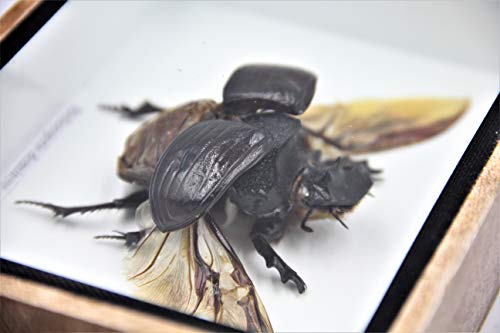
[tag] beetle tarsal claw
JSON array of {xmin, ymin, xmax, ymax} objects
[
  {"xmin": 95, "ymin": 230, "xmax": 146, "ymax": 248},
  {"xmin": 15, "ymin": 200, "xmax": 78, "ymax": 218},
  {"xmin": 252, "ymin": 235, "xmax": 306, "ymax": 294},
  {"xmin": 15, "ymin": 191, "xmax": 149, "ymax": 218},
  {"xmin": 368, "ymin": 167, "xmax": 382, "ymax": 174},
  {"xmin": 94, "ymin": 234, "xmax": 125, "ymax": 241},
  {"xmin": 15, "ymin": 199, "xmax": 114, "ymax": 218},
  {"xmin": 98, "ymin": 101, "xmax": 163, "ymax": 118},
  {"xmin": 301, "ymin": 224, "xmax": 314, "ymax": 233},
  {"xmin": 300, "ymin": 208, "xmax": 314, "ymax": 233}
]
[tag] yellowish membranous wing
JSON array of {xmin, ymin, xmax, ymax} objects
[
  {"xmin": 126, "ymin": 202, "xmax": 273, "ymax": 333},
  {"xmin": 300, "ymin": 98, "xmax": 468, "ymax": 155}
]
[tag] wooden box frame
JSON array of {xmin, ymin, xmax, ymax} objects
[{"xmin": 1, "ymin": 2, "xmax": 498, "ymax": 332}]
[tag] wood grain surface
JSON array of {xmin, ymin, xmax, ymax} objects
[
  {"xmin": 0, "ymin": 0, "xmax": 40, "ymax": 42},
  {"xmin": 0, "ymin": 296, "xmax": 112, "ymax": 332},
  {"xmin": 0, "ymin": 274, "xmax": 208, "ymax": 333},
  {"xmin": 390, "ymin": 142, "xmax": 500, "ymax": 332}
]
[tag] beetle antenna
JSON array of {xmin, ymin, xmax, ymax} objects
[
  {"xmin": 329, "ymin": 209, "xmax": 349, "ymax": 230},
  {"xmin": 367, "ymin": 192, "xmax": 375, "ymax": 198},
  {"xmin": 300, "ymin": 209, "xmax": 314, "ymax": 233}
]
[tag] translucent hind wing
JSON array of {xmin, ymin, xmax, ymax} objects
[
  {"xmin": 126, "ymin": 202, "xmax": 273, "ymax": 332},
  {"xmin": 300, "ymin": 98, "xmax": 468, "ymax": 154}
]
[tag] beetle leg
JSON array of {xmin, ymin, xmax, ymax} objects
[
  {"xmin": 251, "ymin": 234, "xmax": 306, "ymax": 294},
  {"xmin": 300, "ymin": 208, "xmax": 314, "ymax": 233},
  {"xmin": 16, "ymin": 190, "xmax": 148, "ymax": 218},
  {"xmin": 95, "ymin": 229, "xmax": 149, "ymax": 248},
  {"xmin": 251, "ymin": 219, "xmax": 306, "ymax": 293},
  {"xmin": 99, "ymin": 101, "xmax": 164, "ymax": 118}
]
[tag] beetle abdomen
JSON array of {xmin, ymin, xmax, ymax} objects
[
  {"xmin": 117, "ymin": 100, "xmax": 219, "ymax": 187},
  {"xmin": 149, "ymin": 120, "xmax": 273, "ymax": 232}
]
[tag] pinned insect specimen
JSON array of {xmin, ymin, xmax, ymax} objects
[{"xmin": 17, "ymin": 64, "xmax": 468, "ymax": 332}]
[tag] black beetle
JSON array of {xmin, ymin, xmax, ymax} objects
[
  {"xmin": 17, "ymin": 64, "xmax": 467, "ymax": 332},
  {"xmin": 20, "ymin": 64, "xmax": 376, "ymax": 293}
]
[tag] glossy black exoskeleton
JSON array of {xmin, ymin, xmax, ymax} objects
[
  {"xmin": 18, "ymin": 65, "xmax": 378, "ymax": 294},
  {"xmin": 145, "ymin": 65, "xmax": 376, "ymax": 293}
]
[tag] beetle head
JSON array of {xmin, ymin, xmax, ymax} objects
[{"xmin": 298, "ymin": 157, "xmax": 378, "ymax": 210}]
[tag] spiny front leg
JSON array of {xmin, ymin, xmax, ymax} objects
[
  {"xmin": 252, "ymin": 235, "xmax": 306, "ymax": 294},
  {"xmin": 16, "ymin": 190, "xmax": 148, "ymax": 218},
  {"xmin": 99, "ymin": 101, "xmax": 164, "ymax": 118},
  {"xmin": 251, "ymin": 219, "xmax": 306, "ymax": 293}
]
